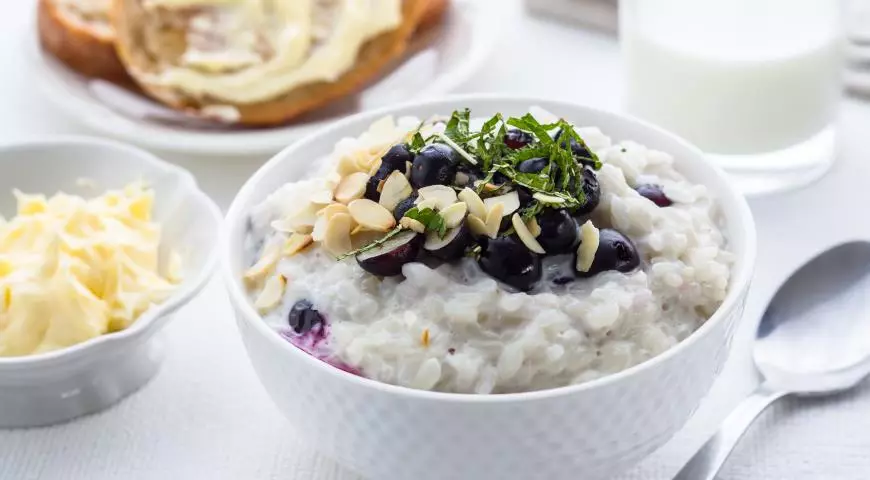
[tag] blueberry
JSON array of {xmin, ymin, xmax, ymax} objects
[
  {"xmin": 478, "ymin": 236, "xmax": 542, "ymax": 292},
  {"xmin": 492, "ymin": 172, "xmax": 510, "ymax": 186},
  {"xmin": 288, "ymin": 300, "xmax": 325, "ymax": 334},
  {"xmin": 542, "ymin": 254, "xmax": 577, "ymax": 286},
  {"xmin": 504, "ymin": 129, "xmax": 534, "ymax": 150},
  {"xmin": 381, "ymin": 144, "xmax": 414, "ymax": 172},
  {"xmin": 455, "ymin": 164, "xmax": 483, "ymax": 187},
  {"xmin": 576, "ymin": 229, "xmax": 640, "ymax": 277},
  {"xmin": 517, "ymin": 157, "xmax": 549, "ymax": 174},
  {"xmin": 635, "ymin": 184, "xmax": 673, "ymax": 207},
  {"xmin": 424, "ymin": 224, "xmax": 472, "ymax": 261},
  {"xmin": 411, "ymin": 143, "xmax": 459, "ymax": 188},
  {"xmin": 356, "ymin": 231, "xmax": 423, "ymax": 277},
  {"xmin": 537, "ymin": 209, "xmax": 579, "ymax": 254},
  {"xmin": 574, "ymin": 167, "xmax": 601, "ymax": 215},
  {"xmin": 516, "ymin": 187, "xmax": 534, "ymax": 208},
  {"xmin": 393, "ymin": 193, "xmax": 419, "ymax": 221},
  {"xmin": 555, "ymin": 129, "xmax": 596, "ymax": 166}
]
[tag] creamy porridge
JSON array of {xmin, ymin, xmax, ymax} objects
[{"xmin": 243, "ymin": 108, "xmax": 733, "ymax": 394}]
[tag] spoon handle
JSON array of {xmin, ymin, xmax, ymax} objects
[{"xmin": 673, "ymin": 383, "xmax": 789, "ymax": 480}]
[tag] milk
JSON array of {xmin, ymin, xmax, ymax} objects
[{"xmin": 622, "ymin": 0, "xmax": 843, "ymax": 156}]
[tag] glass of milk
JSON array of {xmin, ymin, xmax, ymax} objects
[{"xmin": 621, "ymin": 0, "xmax": 844, "ymax": 196}]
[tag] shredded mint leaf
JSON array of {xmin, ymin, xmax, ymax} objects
[
  {"xmin": 445, "ymin": 109, "xmax": 471, "ymax": 145},
  {"xmin": 409, "ymin": 132, "xmax": 426, "ymax": 152},
  {"xmin": 404, "ymin": 207, "xmax": 447, "ymax": 238},
  {"xmin": 521, "ymin": 201, "xmax": 544, "ymax": 220}
]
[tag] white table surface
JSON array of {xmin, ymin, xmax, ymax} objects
[{"xmin": 3, "ymin": 2, "xmax": 870, "ymax": 479}]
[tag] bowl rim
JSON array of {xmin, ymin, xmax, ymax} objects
[
  {"xmin": 222, "ymin": 93, "xmax": 757, "ymax": 403},
  {"xmin": 0, "ymin": 135, "xmax": 223, "ymax": 370}
]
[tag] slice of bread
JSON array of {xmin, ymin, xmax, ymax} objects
[
  {"xmin": 37, "ymin": 0, "xmax": 133, "ymax": 85},
  {"xmin": 111, "ymin": 0, "xmax": 448, "ymax": 126}
]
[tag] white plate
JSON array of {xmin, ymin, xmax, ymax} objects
[{"xmin": 30, "ymin": 0, "xmax": 500, "ymax": 156}]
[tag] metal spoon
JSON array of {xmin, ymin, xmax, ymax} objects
[{"xmin": 674, "ymin": 241, "xmax": 870, "ymax": 480}]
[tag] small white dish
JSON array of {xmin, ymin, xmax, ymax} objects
[
  {"xmin": 29, "ymin": 0, "xmax": 500, "ymax": 156},
  {"xmin": 0, "ymin": 137, "xmax": 222, "ymax": 428},
  {"xmin": 222, "ymin": 95, "xmax": 757, "ymax": 480}
]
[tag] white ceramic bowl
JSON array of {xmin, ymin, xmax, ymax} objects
[
  {"xmin": 222, "ymin": 95, "xmax": 757, "ymax": 480},
  {"xmin": 0, "ymin": 137, "xmax": 221, "ymax": 428}
]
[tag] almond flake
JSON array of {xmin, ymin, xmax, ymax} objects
[
  {"xmin": 368, "ymin": 158, "xmax": 383, "ymax": 176},
  {"xmin": 379, "ymin": 171, "xmax": 413, "ymax": 211},
  {"xmin": 284, "ymin": 234, "xmax": 313, "ymax": 257},
  {"xmin": 337, "ymin": 155, "xmax": 361, "ymax": 177},
  {"xmin": 458, "ymin": 188, "xmax": 487, "ymax": 219},
  {"xmin": 311, "ymin": 214, "xmax": 328, "ymax": 242},
  {"xmin": 415, "ymin": 198, "xmax": 439, "ymax": 211},
  {"xmin": 254, "ymin": 274, "xmax": 286, "ymax": 313},
  {"xmin": 512, "ymin": 214, "xmax": 546, "ymax": 254},
  {"xmin": 533, "ymin": 192, "xmax": 566, "ymax": 205},
  {"xmin": 348, "ymin": 199, "xmax": 396, "ymax": 232},
  {"xmin": 318, "ymin": 203, "xmax": 349, "ymax": 220},
  {"xmin": 417, "ymin": 185, "xmax": 458, "ymax": 211},
  {"xmin": 399, "ymin": 217, "xmax": 426, "ymax": 233},
  {"xmin": 334, "ymin": 172, "xmax": 369, "ymax": 204},
  {"xmin": 323, "ymin": 213, "xmax": 354, "ymax": 257},
  {"xmin": 484, "ymin": 202, "xmax": 504, "ymax": 239},
  {"xmin": 440, "ymin": 202, "xmax": 468, "ymax": 229},
  {"xmin": 310, "ymin": 189, "xmax": 334, "ymax": 205},
  {"xmin": 483, "ymin": 191, "xmax": 520, "ymax": 218},
  {"xmin": 527, "ymin": 217, "xmax": 542, "ymax": 237},
  {"xmin": 576, "ymin": 220, "xmax": 600, "ymax": 273},
  {"xmin": 351, "ymin": 224, "xmax": 367, "ymax": 235},
  {"xmin": 467, "ymin": 215, "xmax": 489, "ymax": 237},
  {"xmin": 244, "ymin": 241, "xmax": 281, "ymax": 284}
]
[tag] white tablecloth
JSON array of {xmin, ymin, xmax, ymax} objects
[{"xmin": 3, "ymin": 2, "xmax": 870, "ymax": 479}]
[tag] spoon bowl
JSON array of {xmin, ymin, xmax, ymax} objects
[
  {"xmin": 755, "ymin": 241, "xmax": 870, "ymax": 393},
  {"xmin": 675, "ymin": 241, "xmax": 870, "ymax": 480}
]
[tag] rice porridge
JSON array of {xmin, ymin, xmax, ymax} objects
[{"xmin": 243, "ymin": 108, "xmax": 733, "ymax": 394}]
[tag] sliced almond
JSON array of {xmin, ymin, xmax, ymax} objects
[
  {"xmin": 368, "ymin": 158, "xmax": 383, "ymax": 176},
  {"xmin": 418, "ymin": 185, "xmax": 458, "ymax": 211},
  {"xmin": 512, "ymin": 214, "xmax": 546, "ymax": 254},
  {"xmin": 404, "ymin": 161, "xmax": 412, "ymax": 179},
  {"xmin": 244, "ymin": 241, "xmax": 281, "ymax": 284},
  {"xmin": 318, "ymin": 203, "xmax": 349, "ymax": 220},
  {"xmin": 415, "ymin": 198, "xmax": 439, "ymax": 211},
  {"xmin": 458, "ymin": 188, "xmax": 487, "ymax": 219},
  {"xmin": 483, "ymin": 191, "xmax": 520, "ymax": 218},
  {"xmin": 356, "ymin": 153, "xmax": 379, "ymax": 173},
  {"xmin": 351, "ymin": 224, "xmax": 367, "ymax": 235},
  {"xmin": 277, "ymin": 203, "xmax": 321, "ymax": 233},
  {"xmin": 527, "ymin": 216, "xmax": 542, "ymax": 237},
  {"xmin": 310, "ymin": 189, "xmax": 335, "ymax": 205},
  {"xmin": 254, "ymin": 275, "xmax": 286, "ymax": 313},
  {"xmin": 284, "ymin": 233, "xmax": 313, "ymax": 257},
  {"xmin": 484, "ymin": 202, "xmax": 504, "ymax": 239},
  {"xmin": 334, "ymin": 172, "xmax": 369, "ymax": 204},
  {"xmin": 337, "ymin": 154, "xmax": 362, "ymax": 177},
  {"xmin": 440, "ymin": 202, "xmax": 468, "ymax": 229},
  {"xmin": 576, "ymin": 220, "xmax": 601, "ymax": 273},
  {"xmin": 533, "ymin": 192, "xmax": 566, "ymax": 205},
  {"xmin": 379, "ymin": 170, "xmax": 413, "ymax": 211},
  {"xmin": 467, "ymin": 215, "xmax": 489, "ymax": 237},
  {"xmin": 399, "ymin": 217, "xmax": 426, "ymax": 234},
  {"xmin": 323, "ymin": 213, "xmax": 354, "ymax": 257},
  {"xmin": 311, "ymin": 214, "xmax": 329, "ymax": 242},
  {"xmin": 348, "ymin": 199, "xmax": 396, "ymax": 232}
]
